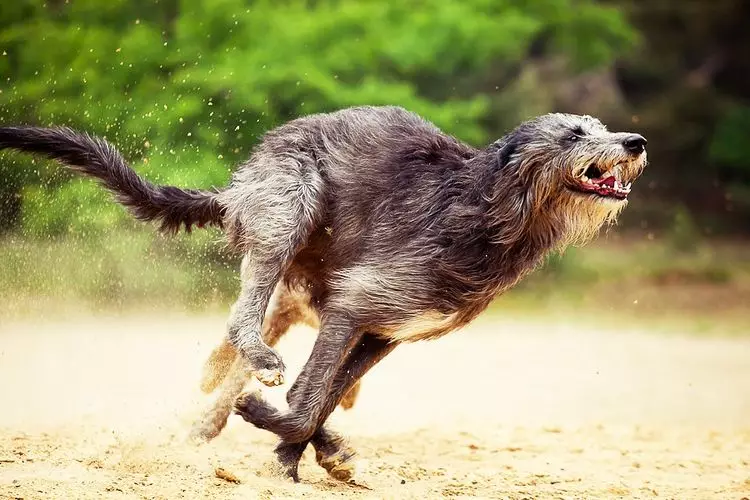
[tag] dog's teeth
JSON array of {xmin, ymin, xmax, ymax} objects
[{"xmin": 581, "ymin": 175, "xmax": 589, "ymax": 183}]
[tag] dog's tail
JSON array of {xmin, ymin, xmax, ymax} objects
[{"xmin": 0, "ymin": 126, "xmax": 225, "ymax": 233}]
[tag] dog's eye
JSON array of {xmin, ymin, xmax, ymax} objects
[{"xmin": 568, "ymin": 126, "xmax": 585, "ymax": 143}]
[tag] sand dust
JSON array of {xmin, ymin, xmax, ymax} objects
[{"xmin": 0, "ymin": 313, "xmax": 749, "ymax": 499}]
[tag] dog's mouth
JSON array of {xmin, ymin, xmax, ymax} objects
[{"xmin": 569, "ymin": 163, "xmax": 632, "ymax": 200}]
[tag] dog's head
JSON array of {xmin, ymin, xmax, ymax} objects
[{"xmin": 493, "ymin": 113, "xmax": 648, "ymax": 245}]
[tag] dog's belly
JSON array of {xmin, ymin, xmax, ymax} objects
[{"xmin": 377, "ymin": 311, "xmax": 460, "ymax": 343}]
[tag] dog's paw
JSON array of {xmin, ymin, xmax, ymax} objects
[
  {"xmin": 264, "ymin": 457, "xmax": 301, "ymax": 483},
  {"xmin": 242, "ymin": 345, "xmax": 286, "ymax": 387},
  {"xmin": 273, "ymin": 443, "xmax": 305, "ymax": 483},
  {"xmin": 254, "ymin": 368, "xmax": 285, "ymax": 387},
  {"xmin": 316, "ymin": 446, "xmax": 358, "ymax": 483},
  {"xmin": 233, "ymin": 391, "xmax": 261, "ymax": 416},
  {"xmin": 187, "ymin": 423, "xmax": 219, "ymax": 445},
  {"xmin": 233, "ymin": 391, "xmax": 275, "ymax": 429}
]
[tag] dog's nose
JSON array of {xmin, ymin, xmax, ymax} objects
[{"xmin": 623, "ymin": 134, "xmax": 647, "ymax": 155}]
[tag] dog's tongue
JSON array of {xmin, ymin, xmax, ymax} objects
[{"xmin": 593, "ymin": 176, "xmax": 616, "ymax": 188}]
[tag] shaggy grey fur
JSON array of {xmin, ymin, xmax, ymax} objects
[{"xmin": 0, "ymin": 106, "xmax": 647, "ymax": 482}]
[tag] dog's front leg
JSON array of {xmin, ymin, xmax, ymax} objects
[{"xmin": 236, "ymin": 334, "xmax": 396, "ymax": 482}]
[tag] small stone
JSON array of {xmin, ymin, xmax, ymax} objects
[{"xmin": 215, "ymin": 467, "xmax": 241, "ymax": 484}]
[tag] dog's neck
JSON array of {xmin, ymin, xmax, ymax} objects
[{"xmin": 456, "ymin": 145, "xmax": 567, "ymax": 295}]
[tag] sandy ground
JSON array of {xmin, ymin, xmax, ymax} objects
[{"xmin": 0, "ymin": 314, "xmax": 749, "ymax": 499}]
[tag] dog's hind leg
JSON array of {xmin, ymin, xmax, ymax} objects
[
  {"xmin": 189, "ymin": 148, "xmax": 325, "ymax": 444},
  {"xmin": 190, "ymin": 285, "xmax": 314, "ymax": 443},
  {"xmin": 221, "ymin": 152, "xmax": 324, "ymax": 370},
  {"xmin": 222, "ymin": 255, "xmax": 288, "ymax": 386},
  {"xmin": 189, "ymin": 354, "xmax": 248, "ymax": 443},
  {"xmin": 200, "ymin": 285, "xmax": 316, "ymax": 394},
  {"xmin": 199, "ymin": 336, "xmax": 238, "ymax": 395}
]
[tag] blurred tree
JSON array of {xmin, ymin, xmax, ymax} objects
[
  {"xmin": 0, "ymin": 0, "xmax": 634, "ymax": 235},
  {"xmin": 606, "ymin": 0, "xmax": 750, "ymax": 232}
]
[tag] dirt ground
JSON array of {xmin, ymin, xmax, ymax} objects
[{"xmin": 0, "ymin": 313, "xmax": 748, "ymax": 499}]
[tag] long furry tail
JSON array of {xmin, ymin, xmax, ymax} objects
[{"xmin": 0, "ymin": 126, "xmax": 225, "ymax": 233}]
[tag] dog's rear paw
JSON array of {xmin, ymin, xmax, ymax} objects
[
  {"xmin": 187, "ymin": 418, "xmax": 224, "ymax": 445},
  {"xmin": 241, "ymin": 344, "xmax": 286, "ymax": 387},
  {"xmin": 254, "ymin": 368, "xmax": 285, "ymax": 387},
  {"xmin": 187, "ymin": 429, "xmax": 212, "ymax": 446}
]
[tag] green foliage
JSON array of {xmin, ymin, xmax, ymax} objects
[
  {"xmin": 710, "ymin": 106, "xmax": 750, "ymax": 170},
  {"xmin": 0, "ymin": 0, "xmax": 634, "ymax": 236},
  {"xmin": 666, "ymin": 205, "xmax": 701, "ymax": 253},
  {"xmin": 527, "ymin": 0, "xmax": 638, "ymax": 70},
  {"xmin": 710, "ymin": 105, "xmax": 750, "ymax": 210},
  {"xmin": 608, "ymin": 0, "xmax": 750, "ymax": 230},
  {"xmin": 21, "ymin": 181, "xmax": 125, "ymax": 237}
]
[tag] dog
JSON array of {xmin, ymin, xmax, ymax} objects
[{"xmin": 0, "ymin": 106, "xmax": 647, "ymax": 482}]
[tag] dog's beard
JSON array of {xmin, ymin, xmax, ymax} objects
[
  {"xmin": 553, "ymin": 150, "xmax": 646, "ymax": 246},
  {"xmin": 555, "ymin": 191, "xmax": 626, "ymax": 246}
]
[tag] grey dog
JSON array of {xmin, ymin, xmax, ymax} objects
[{"xmin": 0, "ymin": 105, "xmax": 647, "ymax": 482}]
